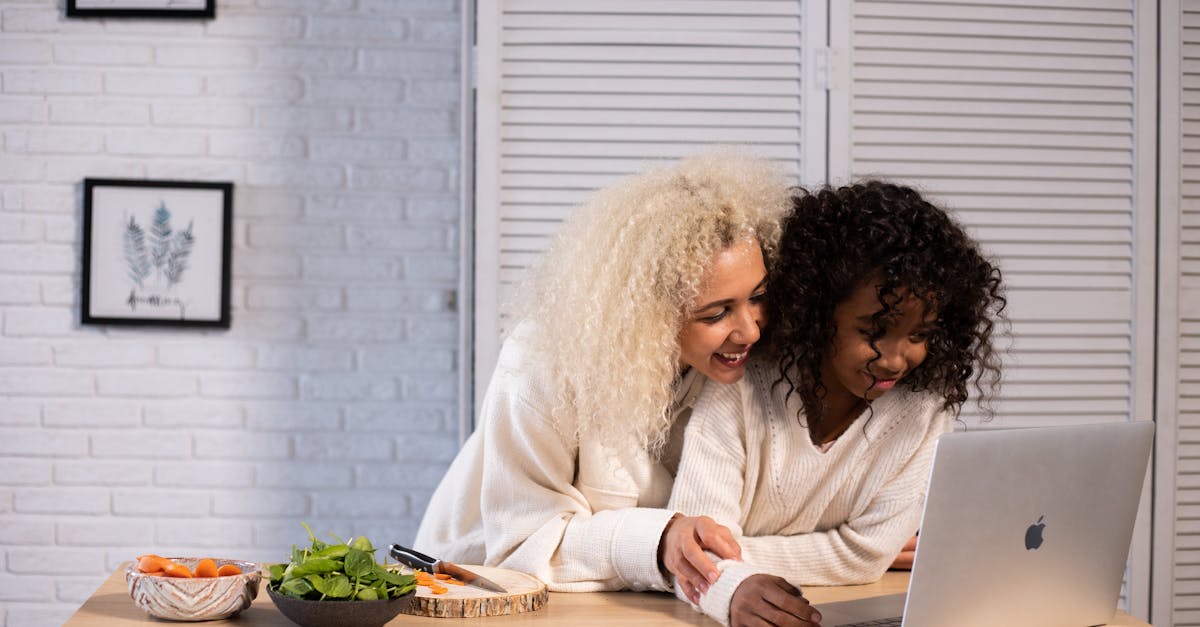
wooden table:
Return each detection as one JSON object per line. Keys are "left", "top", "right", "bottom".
{"left": 65, "top": 567, "right": 1150, "bottom": 626}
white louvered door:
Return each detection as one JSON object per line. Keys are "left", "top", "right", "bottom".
{"left": 1160, "top": 0, "right": 1200, "bottom": 623}
{"left": 1178, "top": 0, "right": 1200, "bottom": 618}
{"left": 828, "top": 0, "right": 1156, "bottom": 615}
{"left": 473, "top": 0, "right": 820, "bottom": 408}
{"left": 471, "top": 0, "right": 1185, "bottom": 621}
{"left": 831, "top": 0, "right": 1151, "bottom": 427}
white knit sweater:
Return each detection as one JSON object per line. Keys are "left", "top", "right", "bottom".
{"left": 414, "top": 324, "right": 706, "bottom": 592}
{"left": 668, "top": 359, "right": 953, "bottom": 625}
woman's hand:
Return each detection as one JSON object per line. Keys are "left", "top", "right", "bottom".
{"left": 889, "top": 534, "right": 918, "bottom": 570}
{"left": 730, "top": 574, "right": 822, "bottom": 627}
{"left": 660, "top": 514, "right": 741, "bottom": 602}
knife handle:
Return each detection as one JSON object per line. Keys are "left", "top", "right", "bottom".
{"left": 389, "top": 544, "right": 438, "bottom": 573}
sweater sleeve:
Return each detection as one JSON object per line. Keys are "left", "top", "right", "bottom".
{"left": 477, "top": 375, "right": 676, "bottom": 593}
{"left": 737, "top": 408, "right": 953, "bottom": 586}
{"left": 668, "top": 378, "right": 753, "bottom": 527}
{"left": 668, "top": 379, "right": 761, "bottom": 625}
{"left": 672, "top": 554, "right": 769, "bottom": 627}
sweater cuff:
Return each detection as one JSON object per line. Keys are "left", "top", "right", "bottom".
{"left": 610, "top": 507, "right": 678, "bottom": 591}
{"left": 699, "top": 559, "right": 771, "bottom": 627}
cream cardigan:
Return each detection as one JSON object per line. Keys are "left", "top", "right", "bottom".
{"left": 414, "top": 324, "right": 705, "bottom": 592}
{"left": 669, "top": 359, "right": 952, "bottom": 625}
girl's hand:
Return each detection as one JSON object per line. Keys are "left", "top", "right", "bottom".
{"left": 730, "top": 574, "right": 822, "bottom": 627}
{"left": 890, "top": 534, "right": 918, "bottom": 570}
{"left": 660, "top": 514, "right": 741, "bottom": 602}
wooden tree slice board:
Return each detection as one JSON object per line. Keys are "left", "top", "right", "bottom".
{"left": 398, "top": 565, "right": 548, "bottom": 618}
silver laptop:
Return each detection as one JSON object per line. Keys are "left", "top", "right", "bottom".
{"left": 817, "top": 421, "right": 1154, "bottom": 627}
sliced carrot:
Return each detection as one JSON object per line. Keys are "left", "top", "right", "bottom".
{"left": 193, "top": 558, "right": 219, "bottom": 578}
{"left": 137, "top": 555, "right": 168, "bottom": 574}
{"left": 429, "top": 585, "right": 448, "bottom": 594}
{"left": 434, "top": 573, "right": 452, "bottom": 580}
{"left": 217, "top": 564, "right": 242, "bottom": 576}
{"left": 444, "top": 579, "right": 465, "bottom": 585}
{"left": 161, "top": 561, "right": 194, "bottom": 578}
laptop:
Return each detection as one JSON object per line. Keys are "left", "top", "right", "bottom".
{"left": 816, "top": 421, "right": 1154, "bottom": 627}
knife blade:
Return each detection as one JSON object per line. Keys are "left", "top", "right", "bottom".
{"left": 389, "top": 544, "right": 509, "bottom": 594}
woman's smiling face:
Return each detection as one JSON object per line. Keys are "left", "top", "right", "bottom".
{"left": 677, "top": 239, "right": 768, "bottom": 385}
{"left": 821, "top": 280, "right": 937, "bottom": 406}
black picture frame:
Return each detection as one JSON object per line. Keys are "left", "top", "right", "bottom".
{"left": 66, "top": 0, "right": 215, "bottom": 19}
{"left": 81, "top": 178, "right": 232, "bottom": 328}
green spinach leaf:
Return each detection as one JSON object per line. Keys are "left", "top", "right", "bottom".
{"left": 344, "top": 549, "right": 373, "bottom": 578}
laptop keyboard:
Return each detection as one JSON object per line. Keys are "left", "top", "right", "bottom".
{"left": 836, "top": 618, "right": 902, "bottom": 627}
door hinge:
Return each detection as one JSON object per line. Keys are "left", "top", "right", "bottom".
{"left": 470, "top": 44, "right": 478, "bottom": 89}
{"left": 814, "top": 46, "right": 832, "bottom": 91}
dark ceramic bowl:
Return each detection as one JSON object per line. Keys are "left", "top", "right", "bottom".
{"left": 267, "top": 585, "right": 414, "bottom": 627}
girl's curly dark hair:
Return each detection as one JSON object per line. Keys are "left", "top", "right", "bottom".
{"left": 766, "top": 180, "right": 1006, "bottom": 428}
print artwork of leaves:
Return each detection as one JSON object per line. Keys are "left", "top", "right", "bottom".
{"left": 165, "top": 221, "right": 194, "bottom": 286}
{"left": 123, "top": 216, "right": 150, "bottom": 288}
{"left": 121, "top": 202, "right": 196, "bottom": 290}
{"left": 150, "top": 202, "right": 172, "bottom": 273}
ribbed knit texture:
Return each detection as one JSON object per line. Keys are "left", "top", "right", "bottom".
{"left": 415, "top": 324, "right": 703, "bottom": 592}
{"left": 669, "top": 359, "right": 952, "bottom": 625}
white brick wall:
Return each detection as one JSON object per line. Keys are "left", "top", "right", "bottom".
{"left": 0, "top": 0, "right": 462, "bottom": 624}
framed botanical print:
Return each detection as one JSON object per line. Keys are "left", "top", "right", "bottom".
{"left": 66, "top": 0, "right": 216, "bottom": 18}
{"left": 81, "top": 178, "right": 232, "bottom": 328}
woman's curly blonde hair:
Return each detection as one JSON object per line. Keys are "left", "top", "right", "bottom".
{"left": 510, "top": 149, "right": 792, "bottom": 452}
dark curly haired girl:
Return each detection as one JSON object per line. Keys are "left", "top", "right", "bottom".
{"left": 668, "top": 181, "right": 1006, "bottom": 627}
{"left": 769, "top": 180, "right": 1005, "bottom": 441}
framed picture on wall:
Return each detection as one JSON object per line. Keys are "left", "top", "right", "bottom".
{"left": 66, "top": 0, "right": 216, "bottom": 18}
{"left": 81, "top": 178, "right": 232, "bottom": 328}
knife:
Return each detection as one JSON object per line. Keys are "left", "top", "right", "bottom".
{"left": 389, "top": 544, "right": 509, "bottom": 593}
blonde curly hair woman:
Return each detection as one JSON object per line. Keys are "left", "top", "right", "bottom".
{"left": 414, "top": 149, "right": 792, "bottom": 599}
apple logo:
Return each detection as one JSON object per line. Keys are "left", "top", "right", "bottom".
{"left": 1025, "top": 515, "right": 1046, "bottom": 550}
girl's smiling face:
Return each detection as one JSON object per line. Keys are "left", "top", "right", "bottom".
{"left": 822, "top": 280, "right": 937, "bottom": 407}
{"left": 677, "top": 239, "right": 768, "bottom": 385}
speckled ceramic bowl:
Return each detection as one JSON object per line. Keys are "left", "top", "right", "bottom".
{"left": 267, "top": 585, "right": 414, "bottom": 627}
{"left": 126, "top": 558, "right": 260, "bottom": 621}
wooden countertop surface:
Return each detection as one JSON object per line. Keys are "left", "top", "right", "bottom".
{"left": 65, "top": 566, "right": 1150, "bottom": 626}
